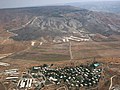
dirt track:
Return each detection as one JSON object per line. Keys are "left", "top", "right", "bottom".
{"left": 0, "top": 82, "right": 5, "bottom": 90}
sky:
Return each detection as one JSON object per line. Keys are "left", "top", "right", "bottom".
{"left": 0, "top": 0, "right": 119, "bottom": 9}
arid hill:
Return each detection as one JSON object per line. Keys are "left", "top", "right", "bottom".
{"left": 0, "top": 6, "right": 120, "bottom": 41}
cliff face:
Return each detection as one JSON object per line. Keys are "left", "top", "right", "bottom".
{"left": 0, "top": 6, "right": 120, "bottom": 41}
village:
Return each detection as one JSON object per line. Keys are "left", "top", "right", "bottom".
{"left": 0, "top": 62, "right": 103, "bottom": 90}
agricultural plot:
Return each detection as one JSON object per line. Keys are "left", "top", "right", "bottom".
{"left": 9, "top": 41, "right": 120, "bottom": 62}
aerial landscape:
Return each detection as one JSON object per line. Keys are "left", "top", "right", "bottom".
{"left": 0, "top": 0, "right": 120, "bottom": 90}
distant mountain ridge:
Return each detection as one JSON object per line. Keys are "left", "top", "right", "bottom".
{"left": 0, "top": 6, "right": 120, "bottom": 42}
{"left": 66, "top": 1, "right": 120, "bottom": 14}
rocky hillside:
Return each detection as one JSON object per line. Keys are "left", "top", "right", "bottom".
{"left": 0, "top": 6, "right": 120, "bottom": 42}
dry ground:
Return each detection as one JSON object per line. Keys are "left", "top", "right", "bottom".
{"left": 0, "top": 41, "right": 120, "bottom": 90}
{"left": 5, "top": 41, "right": 120, "bottom": 61}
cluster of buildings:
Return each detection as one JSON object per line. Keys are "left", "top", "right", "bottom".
{"left": 0, "top": 68, "right": 20, "bottom": 90}
{"left": 1, "top": 62, "right": 102, "bottom": 90}
{"left": 30, "top": 35, "right": 91, "bottom": 45}
{"left": 31, "top": 41, "right": 43, "bottom": 46}
{"left": 28, "top": 62, "right": 102, "bottom": 89}
{"left": 4, "top": 69, "right": 19, "bottom": 75}
{"left": 63, "top": 36, "right": 90, "bottom": 42}
{"left": 53, "top": 36, "right": 90, "bottom": 43}
{"left": 17, "top": 78, "right": 33, "bottom": 89}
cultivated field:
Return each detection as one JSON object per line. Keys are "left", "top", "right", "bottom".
{"left": 6, "top": 41, "right": 120, "bottom": 62}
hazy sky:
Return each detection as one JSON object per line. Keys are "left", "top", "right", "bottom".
{"left": 0, "top": 0, "right": 119, "bottom": 9}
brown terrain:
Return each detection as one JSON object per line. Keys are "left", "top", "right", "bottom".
{"left": 0, "top": 41, "right": 120, "bottom": 90}
{"left": 0, "top": 6, "right": 120, "bottom": 90}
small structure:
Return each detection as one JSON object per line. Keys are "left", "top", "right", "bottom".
{"left": 0, "top": 62, "right": 10, "bottom": 66}
{"left": 31, "top": 41, "right": 36, "bottom": 46}
{"left": 89, "top": 62, "right": 100, "bottom": 69}
{"left": 6, "top": 77, "right": 19, "bottom": 80}
{"left": 4, "top": 69, "right": 19, "bottom": 75}
{"left": 17, "top": 78, "right": 33, "bottom": 89}
{"left": 39, "top": 42, "right": 43, "bottom": 46}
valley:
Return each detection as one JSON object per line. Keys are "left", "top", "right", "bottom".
{"left": 0, "top": 5, "right": 120, "bottom": 90}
